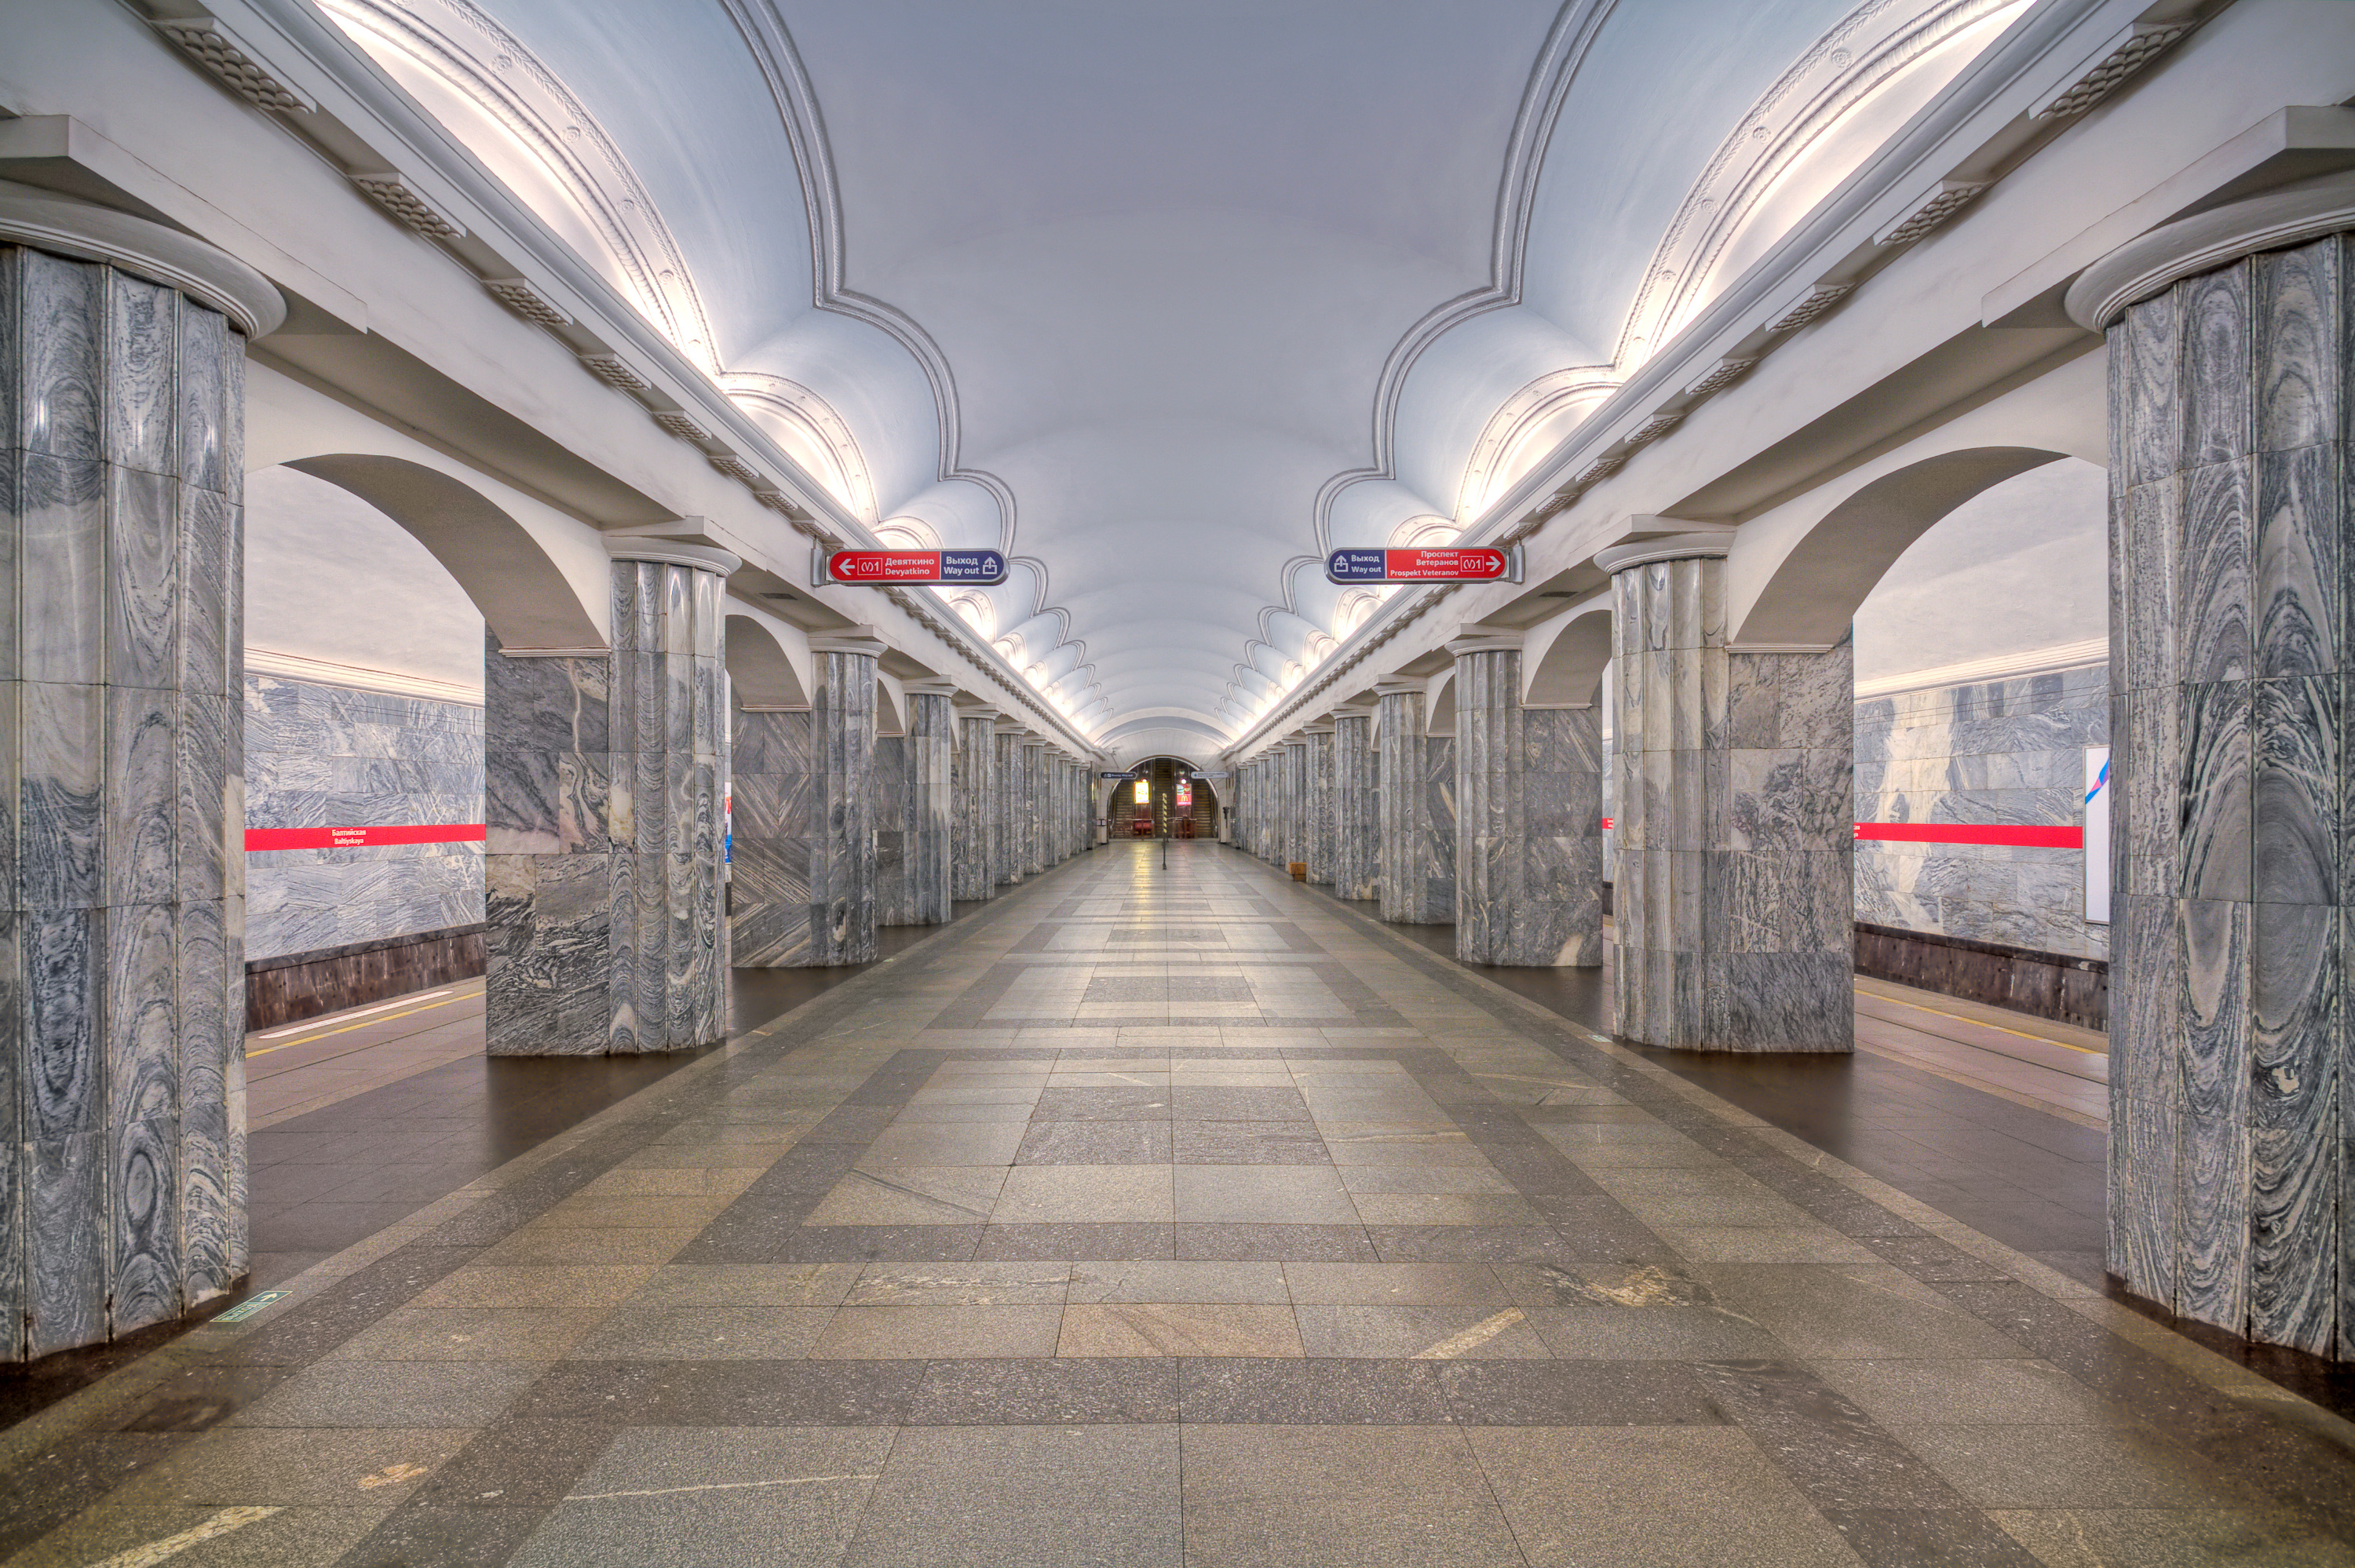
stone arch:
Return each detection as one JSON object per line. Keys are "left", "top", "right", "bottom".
{"left": 723, "top": 613, "right": 812, "bottom": 708}
{"left": 282, "top": 453, "right": 605, "bottom": 651}
{"left": 1521, "top": 602, "right": 1613, "bottom": 707}
{"left": 1731, "top": 447, "right": 2068, "bottom": 648}
{"left": 1426, "top": 669, "right": 1456, "bottom": 736}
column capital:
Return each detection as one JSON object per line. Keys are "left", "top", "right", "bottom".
{"left": 0, "top": 188, "right": 286, "bottom": 336}
{"left": 1444, "top": 625, "right": 1523, "bottom": 658}
{"left": 993, "top": 719, "right": 1029, "bottom": 738}
{"left": 1373, "top": 679, "right": 1425, "bottom": 698}
{"left": 1594, "top": 534, "right": 1732, "bottom": 575}
{"left": 2067, "top": 171, "right": 2355, "bottom": 332}
{"left": 903, "top": 679, "right": 960, "bottom": 698}
{"left": 958, "top": 702, "right": 1001, "bottom": 722}
{"left": 604, "top": 538, "right": 743, "bottom": 575}
{"left": 1302, "top": 720, "right": 1335, "bottom": 735}
{"left": 809, "top": 626, "right": 889, "bottom": 658}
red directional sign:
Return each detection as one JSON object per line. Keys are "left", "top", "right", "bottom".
{"left": 826, "top": 549, "right": 1006, "bottom": 585}
{"left": 1327, "top": 547, "right": 1512, "bottom": 584}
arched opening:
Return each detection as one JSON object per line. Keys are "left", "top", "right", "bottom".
{"left": 722, "top": 614, "right": 813, "bottom": 711}
{"left": 1112, "top": 756, "right": 1219, "bottom": 839}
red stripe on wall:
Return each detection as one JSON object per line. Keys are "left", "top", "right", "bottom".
{"left": 1854, "top": 821, "right": 2082, "bottom": 848}
{"left": 245, "top": 823, "right": 487, "bottom": 851}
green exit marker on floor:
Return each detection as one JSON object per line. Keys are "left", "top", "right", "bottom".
{"left": 214, "top": 1291, "right": 289, "bottom": 1323}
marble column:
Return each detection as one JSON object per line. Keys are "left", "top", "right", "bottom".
{"left": 953, "top": 707, "right": 999, "bottom": 901}
{"left": 1304, "top": 724, "right": 1335, "bottom": 884}
{"left": 490, "top": 542, "right": 736, "bottom": 1053}
{"left": 1280, "top": 738, "right": 1307, "bottom": 868}
{"left": 1022, "top": 738, "right": 1049, "bottom": 876}
{"left": 1378, "top": 681, "right": 1455, "bottom": 923}
{"left": 992, "top": 724, "right": 1024, "bottom": 887}
{"left": 728, "top": 697, "right": 814, "bottom": 965}
{"left": 871, "top": 720, "right": 909, "bottom": 928}
{"left": 809, "top": 631, "right": 881, "bottom": 964}
{"left": 903, "top": 682, "right": 955, "bottom": 923}
{"left": 0, "top": 205, "right": 280, "bottom": 1358}
{"left": 1450, "top": 633, "right": 1604, "bottom": 967}
{"left": 1598, "top": 542, "right": 1852, "bottom": 1053}
{"left": 1333, "top": 712, "right": 1378, "bottom": 900}
{"left": 2083, "top": 204, "right": 2355, "bottom": 1355}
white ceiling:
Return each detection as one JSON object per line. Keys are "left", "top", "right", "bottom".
{"left": 332, "top": 0, "right": 2026, "bottom": 746}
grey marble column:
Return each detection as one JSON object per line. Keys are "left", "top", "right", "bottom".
{"left": 871, "top": 724, "right": 909, "bottom": 928}
{"left": 1601, "top": 544, "right": 1852, "bottom": 1053}
{"left": 992, "top": 724, "right": 1024, "bottom": 887}
{"left": 1333, "top": 712, "right": 1378, "bottom": 900}
{"left": 903, "top": 682, "right": 955, "bottom": 923}
{"left": 1279, "top": 739, "right": 1306, "bottom": 868}
{"left": 1021, "top": 739, "right": 1049, "bottom": 876}
{"left": 728, "top": 700, "right": 814, "bottom": 965}
{"left": 0, "top": 213, "right": 279, "bottom": 1358}
{"left": 489, "top": 542, "right": 736, "bottom": 1054}
{"left": 1377, "top": 684, "right": 1453, "bottom": 922}
{"left": 2090, "top": 217, "right": 2355, "bottom": 1356}
{"left": 1304, "top": 724, "right": 1335, "bottom": 884}
{"left": 809, "top": 632, "right": 881, "bottom": 964}
{"left": 1450, "top": 634, "right": 1603, "bottom": 967}
{"left": 953, "top": 708, "right": 998, "bottom": 901}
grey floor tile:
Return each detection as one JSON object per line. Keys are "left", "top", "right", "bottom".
{"left": 1016, "top": 1121, "right": 1173, "bottom": 1165}
{"left": 1294, "top": 1303, "right": 1547, "bottom": 1359}
{"left": 568, "top": 1304, "right": 837, "bottom": 1361}
{"left": 993, "top": 1165, "right": 1175, "bottom": 1223}
{"left": 1058, "top": 1302, "right": 1305, "bottom": 1356}
{"left": 842, "top": 1263, "right": 1071, "bottom": 1306}
{"left": 229, "top": 1361, "right": 549, "bottom": 1428}
{"left": 1436, "top": 1360, "right": 1725, "bottom": 1426}
{"left": 1176, "top": 1223, "right": 1378, "bottom": 1261}
{"left": 845, "top": 1424, "right": 1181, "bottom": 1567}
{"left": 907, "top": 1358, "right": 1180, "bottom": 1424}
{"left": 1523, "top": 1303, "right": 1788, "bottom": 1360}
{"left": 1174, "top": 1165, "right": 1358, "bottom": 1223}
{"left": 508, "top": 1427, "right": 892, "bottom": 1568}
{"left": 1282, "top": 1262, "right": 1508, "bottom": 1304}
{"left": 1809, "top": 1358, "right": 2132, "bottom": 1428}
{"left": 1886, "top": 1424, "right": 2260, "bottom": 1510}
{"left": 1171, "top": 1121, "right": 1333, "bottom": 1164}
{"left": 1067, "top": 1260, "right": 1291, "bottom": 1304}
{"left": 1178, "top": 1358, "right": 1452, "bottom": 1424}
{"left": 975, "top": 1222, "right": 1176, "bottom": 1260}
{"left": 811, "top": 1305, "right": 1064, "bottom": 1359}
{"left": 516, "top": 1360, "right": 924, "bottom": 1426}
{"left": 1180, "top": 1425, "right": 1523, "bottom": 1566}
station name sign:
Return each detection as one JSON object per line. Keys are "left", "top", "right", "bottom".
{"left": 824, "top": 548, "right": 1007, "bottom": 585}
{"left": 1326, "top": 546, "right": 1516, "bottom": 585}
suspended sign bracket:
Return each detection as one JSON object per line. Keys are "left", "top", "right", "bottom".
{"left": 1325, "top": 544, "right": 1520, "bottom": 585}
{"left": 816, "top": 545, "right": 1009, "bottom": 586}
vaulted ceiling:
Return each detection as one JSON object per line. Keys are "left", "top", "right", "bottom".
{"left": 327, "top": 0, "right": 2030, "bottom": 752}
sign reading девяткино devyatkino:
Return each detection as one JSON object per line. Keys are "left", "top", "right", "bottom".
{"left": 822, "top": 548, "right": 1008, "bottom": 585}
{"left": 1325, "top": 546, "right": 1516, "bottom": 584}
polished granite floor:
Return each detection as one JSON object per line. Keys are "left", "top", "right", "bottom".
{"left": 2, "top": 843, "right": 2351, "bottom": 1566}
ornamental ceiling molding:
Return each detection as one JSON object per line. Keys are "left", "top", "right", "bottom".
{"left": 716, "top": 0, "right": 1099, "bottom": 717}
{"left": 1454, "top": 368, "right": 1619, "bottom": 523}
{"left": 319, "top": 0, "right": 721, "bottom": 371}
{"left": 1613, "top": 0, "right": 2020, "bottom": 369}
{"left": 1221, "top": 0, "right": 1619, "bottom": 719}
{"left": 719, "top": 372, "right": 878, "bottom": 523}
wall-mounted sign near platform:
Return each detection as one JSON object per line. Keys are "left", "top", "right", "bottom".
{"left": 1326, "top": 545, "right": 1519, "bottom": 585}
{"left": 819, "top": 548, "right": 1008, "bottom": 585}
{"left": 246, "top": 823, "right": 487, "bottom": 851}
{"left": 1099, "top": 771, "right": 1140, "bottom": 781}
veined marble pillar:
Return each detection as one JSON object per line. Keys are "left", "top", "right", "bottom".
{"left": 490, "top": 541, "right": 736, "bottom": 1053}
{"left": 729, "top": 698, "right": 814, "bottom": 965}
{"left": 992, "top": 724, "right": 1024, "bottom": 886}
{"left": 904, "top": 682, "right": 955, "bottom": 923}
{"left": 1304, "top": 724, "right": 1335, "bottom": 884}
{"left": 1052, "top": 756, "right": 1072, "bottom": 863}
{"left": 1599, "top": 542, "right": 1852, "bottom": 1053}
{"left": 1450, "top": 633, "right": 1603, "bottom": 967}
{"left": 1377, "top": 683, "right": 1454, "bottom": 923}
{"left": 0, "top": 203, "right": 280, "bottom": 1357}
{"left": 2082, "top": 199, "right": 2355, "bottom": 1355}
{"left": 1022, "top": 738, "right": 1049, "bottom": 876}
{"left": 954, "top": 707, "right": 999, "bottom": 901}
{"left": 1333, "top": 712, "right": 1378, "bottom": 900}
{"left": 809, "top": 631, "right": 881, "bottom": 964}
{"left": 871, "top": 719, "right": 909, "bottom": 928}
{"left": 1279, "top": 738, "right": 1306, "bottom": 868}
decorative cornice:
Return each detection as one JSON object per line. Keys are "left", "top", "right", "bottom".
{"left": 2065, "top": 173, "right": 2355, "bottom": 330}
{"left": 0, "top": 188, "right": 286, "bottom": 336}
{"left": 245, "top": 646, "right": 481, "bottom": 705}
{"left": 1854, "top": 636, "right": 2108, "bottom": 697}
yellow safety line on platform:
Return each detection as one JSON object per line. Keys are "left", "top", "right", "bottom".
{"left": 244, "top": 993, "right": 469, "bottom": 1057}
{"left": 1854, "top": 985, "right": 2104, "bottom": 1056}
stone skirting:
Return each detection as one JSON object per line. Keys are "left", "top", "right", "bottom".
{"left": 244, "top": 923, "right": 488, "bottom": 1033}
{"left": 1853, "top": 921, "right": 2107, "bottom": 1033}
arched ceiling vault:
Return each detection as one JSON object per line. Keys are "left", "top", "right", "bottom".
{"left": 330, "top": 0, "right": 2040, "bottom": 751}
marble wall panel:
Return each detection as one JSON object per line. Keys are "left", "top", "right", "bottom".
{"left": 1331, "top": 714, "right": 1378, "bottom": 900}
{"left": 2107, "top": 232, "right": 2349, "bottom": 1358}
{"left": 872, "top": 735, "right": 910, "bottom": 927}
{"left": 994, "top": 731, "right": 1024, "bottom": 886}
{"left": 728, "top": 707, "right": 813, "bottom": 966}
{"left": 1304, "top": 731, "right": 1334, "bottom": 884}
{"left": 1020, "top": 742, "right": 1047, "bottom": 877}
{"left": 2, "top": 246, "right": 247, "bottom": 1355}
